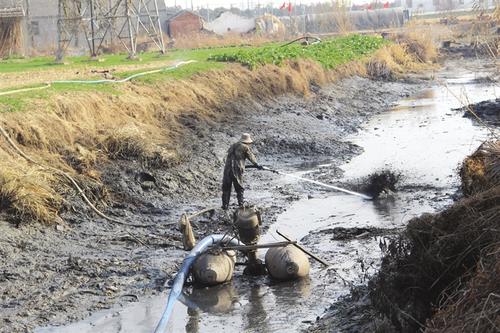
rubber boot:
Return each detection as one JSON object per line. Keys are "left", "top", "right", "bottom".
{"left": 237, "top": 192, "right": 244, "bottom": 208}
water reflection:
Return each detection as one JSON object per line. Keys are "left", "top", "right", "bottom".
{"left": 372, "top": 196, "right": 397, "bottom": 219}
{"left": 180, "top": 283, "right": 239, "bottom": 314}
{"left": 244, "top": 281, "right": 268, "bottom": 332}
{"left": 269, "top": 277, "right": 312, "bottom": 302}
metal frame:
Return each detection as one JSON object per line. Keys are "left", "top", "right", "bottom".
{"left": 56, "top": 0, "right": 165, "bottom": 61}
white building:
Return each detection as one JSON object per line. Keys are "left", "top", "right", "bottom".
{"left": 204, "top": 11, "right": 256, "bottom": 35}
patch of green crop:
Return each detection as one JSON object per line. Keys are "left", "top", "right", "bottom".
{"left": 209, "top": 35, "right": 388, "bottom": 69}
{"left": 0, "top": 96, "right": 27, "bottom": 113}
{"left": 0, "top": 45, "right": 250, "bottom": 74}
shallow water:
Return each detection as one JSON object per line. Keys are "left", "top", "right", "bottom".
{"left": 36, "top": 61, "right": 498, "bottom": 333}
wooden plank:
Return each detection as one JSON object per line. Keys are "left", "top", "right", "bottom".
{"left": 276, "top": 230, "right": 330, "bottom": 267}
{"left": 219, "top": 241, "right": 295, "bottom": 251}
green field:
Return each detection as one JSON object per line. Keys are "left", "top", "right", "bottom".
{"left": 0, "top": 35, "right": 387, "bottom": 112}
{"left": 209, "top": 35, "right": 387, "bottom": 69}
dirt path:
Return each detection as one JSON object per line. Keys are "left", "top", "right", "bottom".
{"left": 0, "top": 75, "right": 425, "bottom": 333}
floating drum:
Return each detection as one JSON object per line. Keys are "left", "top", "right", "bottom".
{"left": 265, "top": 245, "right": 310, "bottom": 281}
{"left": 192, "top": 251, "right": 236, "bottom": 286}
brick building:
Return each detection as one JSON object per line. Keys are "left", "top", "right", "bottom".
{"left": 165, "top": 10, "right": 204, "bottom": 38}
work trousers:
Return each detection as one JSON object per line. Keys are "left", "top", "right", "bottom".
{"left": 222, "top": 175, "right": 244, "bottom": 209}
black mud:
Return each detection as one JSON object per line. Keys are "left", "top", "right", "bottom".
{"left": 455, "top": 98, "right": 500, "bottom": 126}
{"left": 0, "top": 76, "right": 424, "bottom": 333}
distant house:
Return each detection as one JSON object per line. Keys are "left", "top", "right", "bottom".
{"left": 165, "top": 10, "right": 204, "bottom": 38}
{"left": 204, "top": 11, "right": 256, "bottom": 35}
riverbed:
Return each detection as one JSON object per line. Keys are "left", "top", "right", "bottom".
{"left": 34, "top": 59, "right": 498, "bottom": 333}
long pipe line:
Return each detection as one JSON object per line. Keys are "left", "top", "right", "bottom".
{"left": 0, "top": 60, "right": 197, "bottom": 97}
{"left": 262, "top": 167, "right": 373, "bottom": 200}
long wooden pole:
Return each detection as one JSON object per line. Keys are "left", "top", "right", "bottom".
{"left": 187, "top": 207, "right": 216, "bottom": 220}
{"left": 220, "top": 241, "right": 296, "bottom": 251}
{"left": 276, "top": 230, "right": 330, "bottom": 267}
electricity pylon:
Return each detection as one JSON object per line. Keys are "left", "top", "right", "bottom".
{"left": 56, "top": 0, "right": 165, "bottom": 61}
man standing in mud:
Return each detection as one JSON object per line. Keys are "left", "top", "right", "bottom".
{"left": 222, "top": 133, "right": 263, "bottom": 210}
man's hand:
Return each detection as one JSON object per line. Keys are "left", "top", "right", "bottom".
{"left": 256, "top": 164, "right": 264, "bottom": 170}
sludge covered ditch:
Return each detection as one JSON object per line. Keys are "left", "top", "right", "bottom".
{"left": 0, "top": 32, "right": 499, "bottom": 333}
{"left": 33, "top": 60, "right": 500, "bottom": 332}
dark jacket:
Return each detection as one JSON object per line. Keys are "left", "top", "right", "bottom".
{"left": 223, "top": 142, "right": 258, "bottom": 185}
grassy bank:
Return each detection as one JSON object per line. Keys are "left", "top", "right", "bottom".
{"left": 0, "top": 34, "right": 435, "bottom": 225}
{"left": 1, "top": 35, "right": 386, "bottom": 112}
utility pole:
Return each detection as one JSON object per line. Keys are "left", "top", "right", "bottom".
{"left": 89, "top": 0, "right": 97, "bottom": 58}
{"left": 125, "top": 0, "right": 136, "bottom": 58}
{"left": 23, "top": 0, "right": 31, "bottom": 56}
{"left": 55, "top": 0, "right": 65, "bottom": 62}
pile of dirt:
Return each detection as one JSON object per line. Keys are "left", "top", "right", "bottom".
{"left": 369, "top": 140, "right": 500, "bottom": 332}
{"left": 455, "top": 98, "right": 500, "bottom": 126}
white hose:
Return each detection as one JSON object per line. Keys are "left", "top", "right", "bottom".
{"left": 263, "top": 167, "right": 373, "bottom": 200}
{"left": 0, "top": 60, "right": 197, "bottom": 97}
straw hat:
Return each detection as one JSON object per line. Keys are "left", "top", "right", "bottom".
{"left": 240, "top": 133, "right": 253, "bottom": 144}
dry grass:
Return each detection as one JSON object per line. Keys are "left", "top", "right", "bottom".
{"left": 460, "top": 141, "right": 500, "bottom": 196}
{"left": 427, "top": 244, "right": 500, "bottom": 333}
{"left": 0, "top": 156, "right": 62, "bottom": 225}
{"left": 101, "top": 126, "right": 179, "bottom": 168}
{"left": 365, "top": 28, "right": 440, "bottom": 80}
{"left": 366, "top": 41, "right": 435, "bottom": 80}
{"left": 392, "top": 31, "right": 439, "bottom": 63}
{"left": 332, "top": 4, "right": 354, "bottom": 35}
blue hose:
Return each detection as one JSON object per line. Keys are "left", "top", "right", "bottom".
{"left": 153, "top": 234, "right": 239, "bottom": 333}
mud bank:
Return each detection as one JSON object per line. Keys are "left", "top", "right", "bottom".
{"left": 457, "top": 98, "right": 500, "bottom": 126}
{"left": 0, "top": 71, "right": 423, "bottom": 332}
